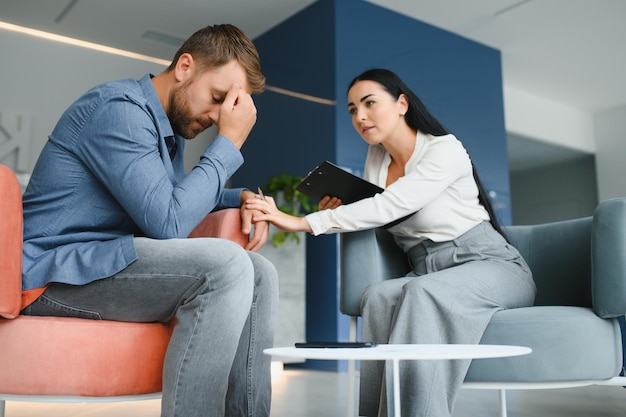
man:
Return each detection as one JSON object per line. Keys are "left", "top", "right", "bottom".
{"left": 20, "top": 24, "right": 278, "bottom": 417}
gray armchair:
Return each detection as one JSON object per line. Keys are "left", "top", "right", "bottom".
{"left": 340, "top": 197, "right": 626, "bottom": 417}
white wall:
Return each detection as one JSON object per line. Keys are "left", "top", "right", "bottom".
{"left": 0, "top": 29, "right": 213, "bottom": 173}
{"left": 504, "top": 84, "right": 626, "bottom": 209}
{"left": 594, "top": 103, "right": 626, "bottom": 201}
{"left": 503, "top": 85, "right": 596, "bottom": 153}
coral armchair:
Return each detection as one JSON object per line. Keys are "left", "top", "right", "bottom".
{"left": 0, "top": 164, "right": 248, "bottom": 416}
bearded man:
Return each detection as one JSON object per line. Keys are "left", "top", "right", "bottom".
{"left": 20, "top": 24, "right": 278, "bottom": 417}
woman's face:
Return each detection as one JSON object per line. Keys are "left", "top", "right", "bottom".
{"left": 347, "top": 80, "right": 407, "bottom": 145}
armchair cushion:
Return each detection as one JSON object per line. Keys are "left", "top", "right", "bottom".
{"left": 465, "top": 306, "right": 622, "bottom": 382}
{"left": 0, "top": 316, "right": 175, "bottom": 396}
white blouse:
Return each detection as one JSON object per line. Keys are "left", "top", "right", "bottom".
{"left": 304, "top": 131, "right": 490, "bottom": 252}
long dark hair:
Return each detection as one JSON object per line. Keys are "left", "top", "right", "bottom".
{"left": 348, "top": 68, "right": 507, "bottom": 238}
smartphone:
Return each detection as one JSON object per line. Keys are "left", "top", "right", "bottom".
{"left": 294, "top": 341, "right": 377, "bottom": 348}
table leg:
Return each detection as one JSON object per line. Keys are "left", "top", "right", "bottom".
{"left": 347, "top": 358, "right": 356, "bottom": 417}
{"left": 392, "top": 359, "right": 401, "bottom": 417}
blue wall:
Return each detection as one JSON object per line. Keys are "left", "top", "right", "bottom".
{"left": 232, "top": 0, "right": 510, "bottom": 371}
{"left": 233, "top": 0, "right": 337, "bottom": 183}
{"left": 333, "top": 0, "right": 509, "bottom": 222}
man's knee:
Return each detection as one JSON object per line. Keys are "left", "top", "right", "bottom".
{"left": 248, "top": 251, "right": 278, "bottom": 292}
{"left": 184, "top": 239, "right": 255, "bottom": 291}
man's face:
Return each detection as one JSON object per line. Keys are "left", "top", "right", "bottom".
{"left": 168, "top": 60, "right": 249, "bottom": 139}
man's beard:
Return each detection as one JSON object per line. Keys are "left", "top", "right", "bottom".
{"left": 168, "top": 81, "right": 211, "bottom": 139}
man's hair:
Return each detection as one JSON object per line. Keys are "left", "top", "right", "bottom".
{"left": 167, "top": 24, "right": 265, "bottom": 93}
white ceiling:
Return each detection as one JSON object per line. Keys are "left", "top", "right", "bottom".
{"left": 1, "top": 0, "right": 623, "bottom": 171}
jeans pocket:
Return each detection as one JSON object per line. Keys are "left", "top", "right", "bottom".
{"left": 25, "top": 294, "right": 103, "bottom": 320}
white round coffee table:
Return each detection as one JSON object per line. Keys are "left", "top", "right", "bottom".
{"left": 265, "top": 344, "right": 531, "bottom": 417}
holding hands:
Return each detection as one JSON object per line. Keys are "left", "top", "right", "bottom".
{"left": 245, "top": 193, "right": 312, "bottom": 233}
{"left": 245, "top": 193, "right": 343, "bottom": 234}
{"left": 239, "top": 189, "right": 269, "bottom": 252}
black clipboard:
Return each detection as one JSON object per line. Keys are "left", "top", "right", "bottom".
{"left": 296, "top": 161, "right": 383, "bottom": 204}
{"left": 296, "top": 160, "right": 416, "bottom": 229}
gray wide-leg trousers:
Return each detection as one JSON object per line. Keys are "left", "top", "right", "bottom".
{"left": 359, "top": 222, "right": 536, "bottom": 417}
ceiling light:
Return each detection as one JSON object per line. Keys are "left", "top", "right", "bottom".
{"left": 0, "top": 20, "right": 170, "bottom": 66}
{"left": 0, "top": 20, "right": 334, "bottom": 105}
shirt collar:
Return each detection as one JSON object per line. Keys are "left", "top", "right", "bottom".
{"left": 139, "top": 73, "right": 175, "bottom": 138}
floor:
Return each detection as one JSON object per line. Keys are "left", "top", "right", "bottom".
{"left": 4, "top": 365, "right": 626, "bottom": 417}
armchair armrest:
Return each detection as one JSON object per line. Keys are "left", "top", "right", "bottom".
{"left": 339, "top": 228, "right": 410, "bottom": 317}
{"left": 0, "top": 165, "right": 23, "bottom": 319}
{"left": 592, "top": 197, "right": 626, "bottom": 318}
{"left": 188, "top": 208, "right": 249, "bottom": 248}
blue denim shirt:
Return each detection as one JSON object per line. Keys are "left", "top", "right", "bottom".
{"left": 22, "top": 74, "right": 245, "bottom": 290}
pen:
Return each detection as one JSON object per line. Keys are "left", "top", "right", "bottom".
{"left": 257, "top": 187, "right": 267, "bottom": 201}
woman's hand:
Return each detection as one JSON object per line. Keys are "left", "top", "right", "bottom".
{"left": 318, "top": 195, "right": 342, "bottom": 210}
{"left": 240, "top": 189, "right": 269, "bottom": 251}
{"left": 245, "top": 195, "right": 312, "bottom": 233}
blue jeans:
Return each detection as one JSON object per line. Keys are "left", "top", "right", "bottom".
{"left": 22, "top": 237, "right": 279, "bottom": 417}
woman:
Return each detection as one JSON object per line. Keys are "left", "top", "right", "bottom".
{"left": 247, "top": 68, "right": 535, "bottom": 417}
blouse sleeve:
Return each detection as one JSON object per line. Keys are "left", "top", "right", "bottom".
{"left": 305, "top": 134, "right": 472, "bottom": 235}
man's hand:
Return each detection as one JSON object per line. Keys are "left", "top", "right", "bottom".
{"left": 244, "top": 194, "right": 312, "bottom": 233}
{"left": 240, "top": 189, "right": 269, "bottom": 251}
{"left": 218, "top": 84, "right": 257, "bottom": 149}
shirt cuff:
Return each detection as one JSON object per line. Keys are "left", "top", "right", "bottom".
{"left": 305, "top": 211, "right": 330, "bottom": 236}
{"left": 220, "top": 188, "right": 245, "bottom": 208}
